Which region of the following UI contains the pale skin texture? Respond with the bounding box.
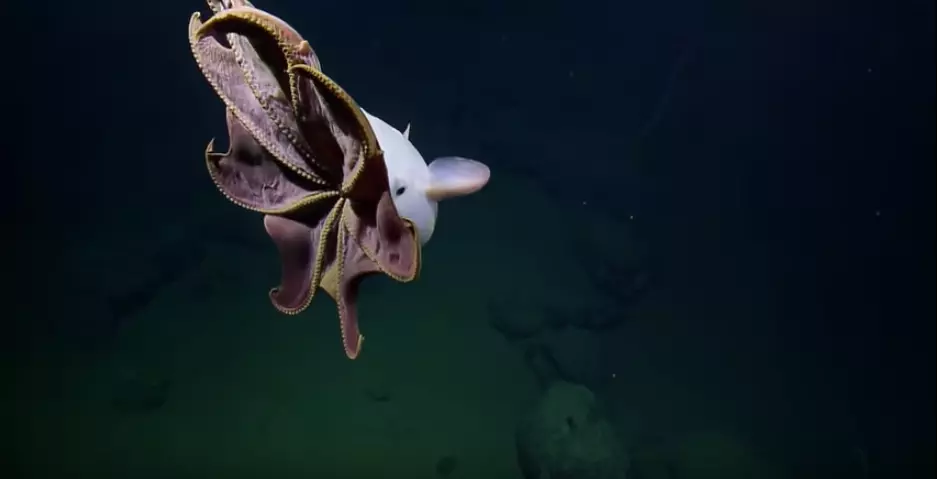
[364,110,492,245]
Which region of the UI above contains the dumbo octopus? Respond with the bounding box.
[188,0,489,359]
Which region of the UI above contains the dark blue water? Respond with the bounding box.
[6,0,933,478]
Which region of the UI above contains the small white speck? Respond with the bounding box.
[874,209,881,217]
[867,67,872,73]
[611,373,617,379]
[629,215,634,220]
[582,201,588,206]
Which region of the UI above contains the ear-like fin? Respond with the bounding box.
[403,122,411,139]
[425,156,490,201]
